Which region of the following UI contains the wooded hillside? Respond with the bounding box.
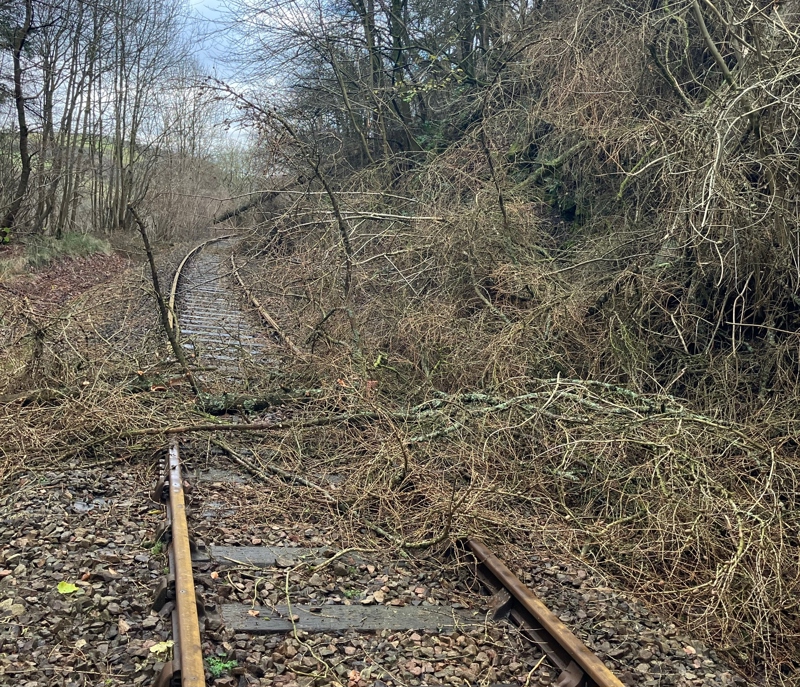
[0,0,243,242]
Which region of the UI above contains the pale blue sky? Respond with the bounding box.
[187,0,232,76]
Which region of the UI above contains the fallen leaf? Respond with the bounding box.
[247,609,260,617]
[210,571,219,579]
[0,598,25,616]
[57,581,79,595]
[80,572,91,581]
[149,640,174,657]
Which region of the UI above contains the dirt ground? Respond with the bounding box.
[1,251,129,309]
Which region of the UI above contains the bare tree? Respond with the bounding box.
[1,0,33,231]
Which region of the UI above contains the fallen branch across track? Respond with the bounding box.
[229,252,304,356]
[72,382,768,459]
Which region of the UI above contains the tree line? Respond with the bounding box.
[225,0,800,361]
[0,0,242,241]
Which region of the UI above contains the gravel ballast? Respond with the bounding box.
[0,454,749,687]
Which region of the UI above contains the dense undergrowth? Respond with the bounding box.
[236,178,799,683]
[227,2,800,681]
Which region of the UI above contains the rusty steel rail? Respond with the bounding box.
[466,538,624,687]
[144,448,623,687]
[167,234,237,333]
[152,442,204,687]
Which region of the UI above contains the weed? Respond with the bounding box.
[150,540,164,556]
[206,657,237,678]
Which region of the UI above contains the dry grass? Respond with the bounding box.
[0,251,202,479]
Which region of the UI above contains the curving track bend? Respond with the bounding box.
[171,236,271,388]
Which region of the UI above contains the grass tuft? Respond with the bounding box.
[25,233,112,268]
[0,232,112,278]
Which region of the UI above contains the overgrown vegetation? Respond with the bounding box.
[219,0,800,682]
[24,233,112,268]
[4,0,800,683]
[0,232,112,277]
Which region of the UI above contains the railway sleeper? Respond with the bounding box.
[150,444,625,687]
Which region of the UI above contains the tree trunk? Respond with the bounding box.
[2,0,34,232]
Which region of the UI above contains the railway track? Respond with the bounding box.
[168,235,275,389]
[149,239,626,687]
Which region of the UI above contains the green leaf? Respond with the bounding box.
[57,581,79,595]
